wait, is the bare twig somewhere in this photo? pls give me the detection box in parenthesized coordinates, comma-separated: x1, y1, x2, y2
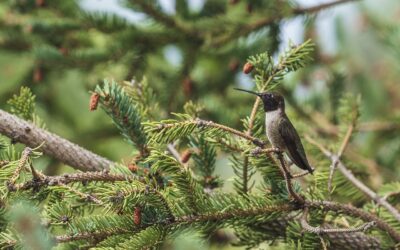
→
(61, 184, 103, 205)
(56, 230, 129, 243)
(337, 124, 355, 157)
(276, 152, 305, 204)
(307, 200, 400, 242)
(300, 207, 376, 234)
(8, 147, 33, 187)
(327, 122, 355, 193)
(243, 216, 381, 248)
(291, 171, 311, 179)
(0, 109, 112, 171)
(307, 136, 400, 224)
(358, 121, 400, 132)
(13, 170, 136, 191)
(346, 146, 382, 187)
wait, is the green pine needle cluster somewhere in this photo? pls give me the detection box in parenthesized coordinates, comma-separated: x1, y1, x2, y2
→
(7, 86, 36, 121)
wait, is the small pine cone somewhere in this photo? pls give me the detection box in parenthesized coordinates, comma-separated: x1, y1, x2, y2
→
(128, 163, 138, 172)
(182, 76, 194, 97)
(134, 207, 141, 225)
(246, 4, 253, 13)
(89, 93, 100, 111)
(180, 150, 192, 163)
(243, 62, 254, 74)
(59, 47, 69, 56)
(24, 24, 33, 34)
(33, 66, 43, 83)
(123, 116, 129, 124)
(36, 0, 45, 7)
(229, 59, 240, 72)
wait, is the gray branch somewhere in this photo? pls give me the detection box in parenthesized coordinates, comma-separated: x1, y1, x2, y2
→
(0, 109, 112, 171)
(307, 136, 400, 224)
(336, 159, 400, 223)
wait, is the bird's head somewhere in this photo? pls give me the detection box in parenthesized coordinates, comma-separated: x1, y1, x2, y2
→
(234, 88, 285, 112)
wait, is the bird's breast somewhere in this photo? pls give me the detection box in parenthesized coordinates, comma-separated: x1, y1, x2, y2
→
(265, 110, 286, 149)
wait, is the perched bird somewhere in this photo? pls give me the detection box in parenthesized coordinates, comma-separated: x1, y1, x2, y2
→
(235, 88, 314, 174)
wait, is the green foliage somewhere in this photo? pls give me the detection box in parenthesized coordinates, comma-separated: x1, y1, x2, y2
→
(117, 225, 166, 250)
(145, 114, 226, 145)
(0, 38, 399, 250)
(337, 93, 361, 123)
(95, 80, 148, 154)
(7, 86, 35, 120)
(189, 136, 217, 176)
(147, 148, 203, 214)
(248, 39, 314, 91)
(121, 77, 160, 120)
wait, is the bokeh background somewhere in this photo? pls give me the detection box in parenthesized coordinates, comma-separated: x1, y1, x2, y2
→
(0, 0, 399, 184)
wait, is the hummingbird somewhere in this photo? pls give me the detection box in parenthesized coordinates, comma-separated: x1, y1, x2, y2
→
(235, 88, 314, 174)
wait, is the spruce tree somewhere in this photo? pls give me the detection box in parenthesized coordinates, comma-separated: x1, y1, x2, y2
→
(0, 0, 399, 249)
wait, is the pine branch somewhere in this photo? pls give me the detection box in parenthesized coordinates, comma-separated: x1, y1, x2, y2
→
(147, 117, 265, 147)
(307, 201, 400, 242)
(95, 81, 148, 156)
(358, 121, 400, 132)
(208, 0, 360, 47)
(129, 0, 196, 38)
(254, 217, 381, 249)
(53, 198, 393, 246)
(56, 202, 293, 243)
(328, 122, 356, 194)
(7, 147, 32, 188)
(56, 230, 129, 243)
(0, 109, 112, 171)
(300, 207, 376, 234)
(13, 170, 136, 192)
(276, 152, 305, 204)
(307, 136, 400, 224)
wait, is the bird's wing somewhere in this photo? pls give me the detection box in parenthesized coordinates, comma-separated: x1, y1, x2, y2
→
(278, 116, 313, 173)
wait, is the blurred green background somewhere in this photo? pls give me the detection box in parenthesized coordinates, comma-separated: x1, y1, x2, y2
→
(0, 0, 399, 182)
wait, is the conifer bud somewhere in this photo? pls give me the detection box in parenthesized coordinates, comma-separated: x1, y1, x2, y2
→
(180, 150, 192, 163)
(182, 76, 193, 97)
(246, 4, 253, 13)
(89, 93, 100, 111)
(36, 0, 45, 7)
(243, 62, 254, 74)
(33, 66, 43, 83)
(128, 163, 138, 172)
(59, 47, 69, 56)
(229, 59, 240, 72)
(134, 207, 141, 225)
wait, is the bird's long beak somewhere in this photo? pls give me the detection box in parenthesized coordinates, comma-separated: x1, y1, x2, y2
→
(234, 88, 261, 96)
